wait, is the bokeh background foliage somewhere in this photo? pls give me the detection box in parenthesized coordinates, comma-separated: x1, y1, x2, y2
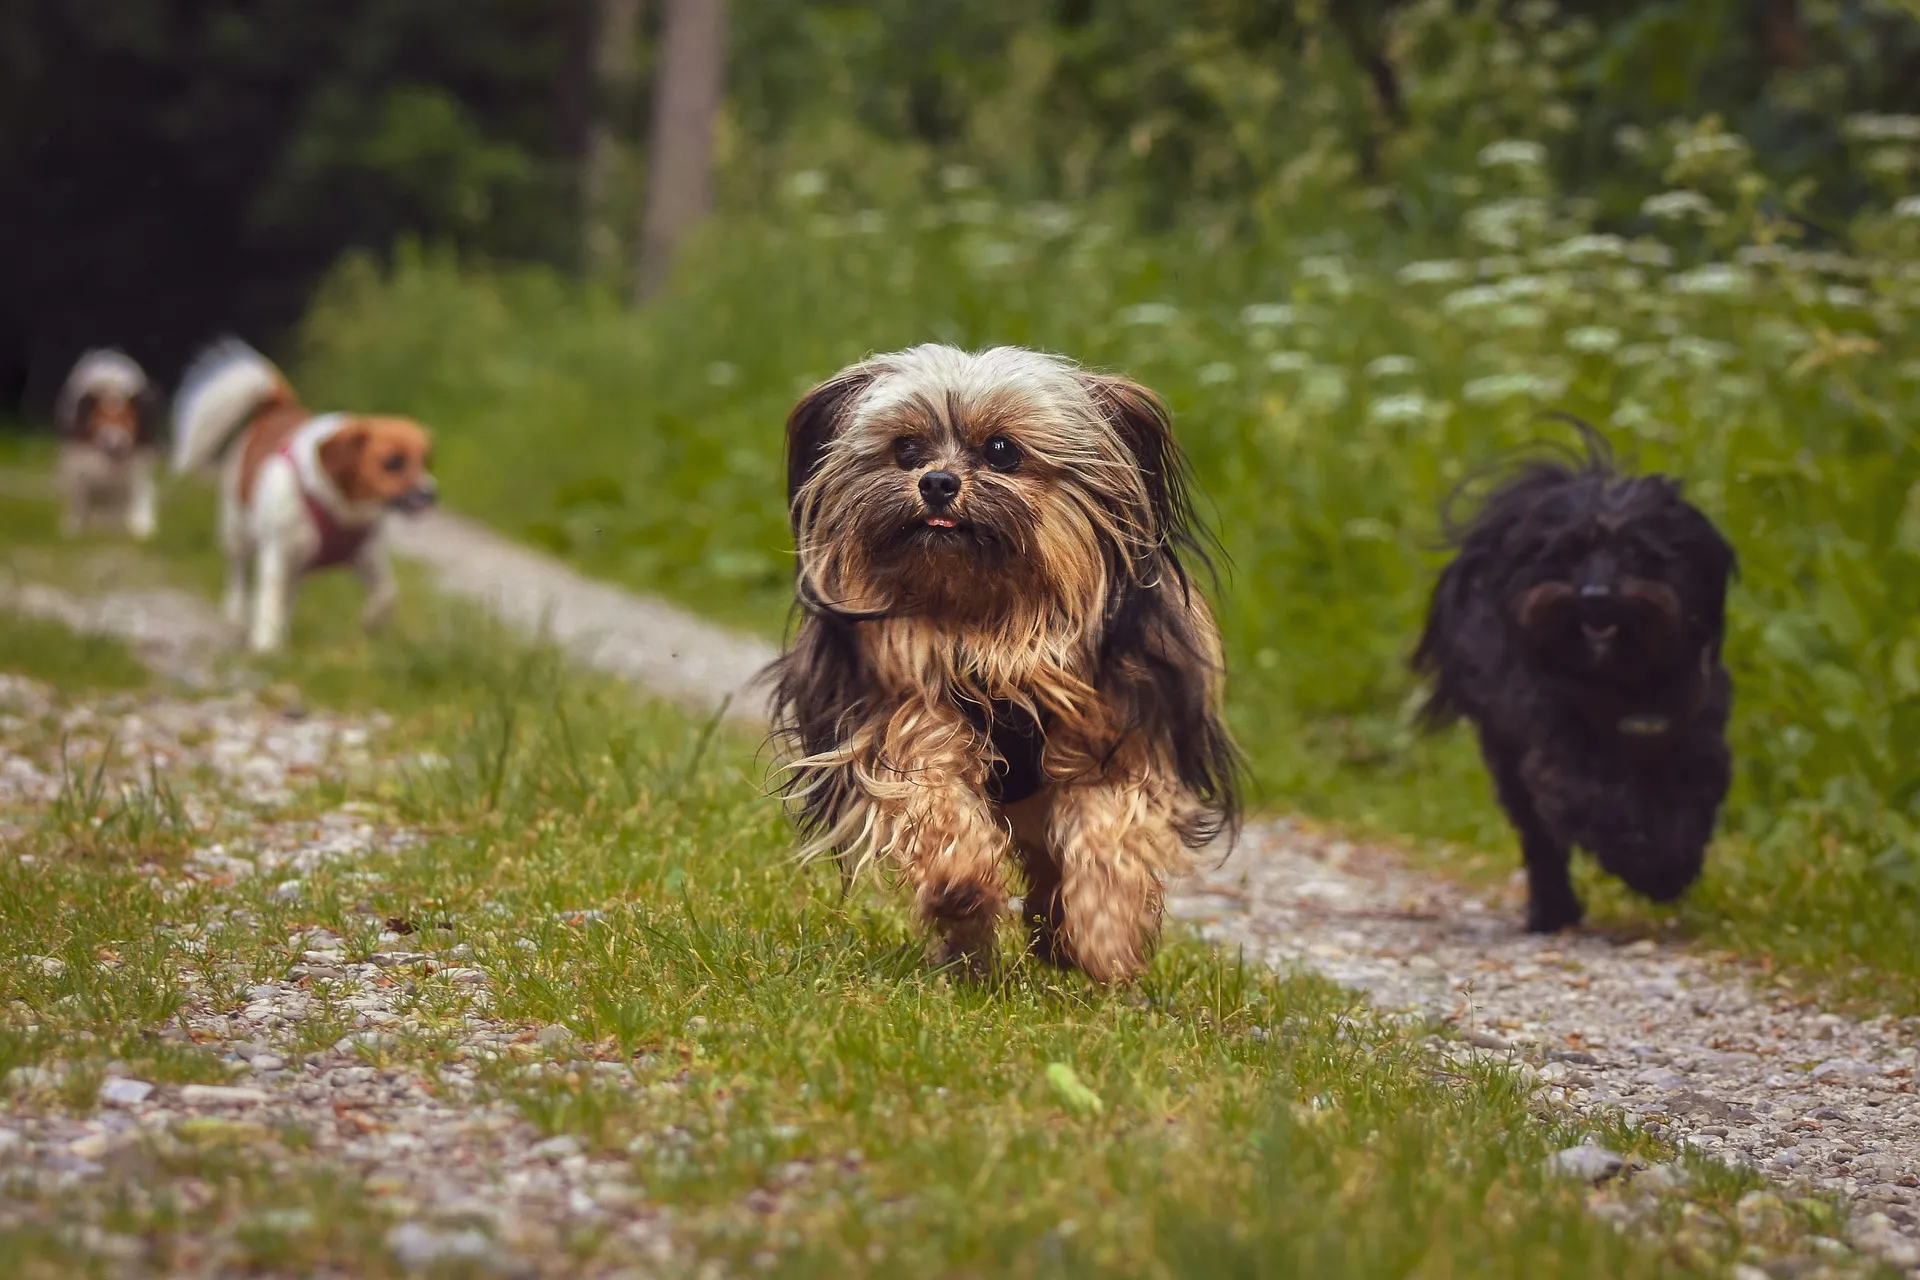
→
(10, 0, 1920, 975)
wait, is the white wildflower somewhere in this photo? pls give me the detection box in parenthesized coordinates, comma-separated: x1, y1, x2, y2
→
(1825, 285, 1870, 309)
(1541, 234, 1627, 265)
(1020, 203, 1077, 238)
(1119, 303, 1180, 326)
(1897, 359, 1920, 382)
(1641, 190, 1715, 220)
(1240, 303, 1298, 327)
(1494, 303, 1550, 329)
(1477, 254, 1526, 277)
(1198, 362, 1237, 386)
(1465, 197, 1551, 250)
(1365, 355, 1419, 379)
(1673, 133, 1750, 164)
(1669, 264, 1753, 296)
(1366, 393, 1437, 425)
(1301, 368, 1349, 411)
(1612, 343, 1665, 368)
(1442, 284, 1504, 314)
(1614, 125, 1650, 155)
(1611, 400, 1653, 429)
(850, 210, 887, 235)
(940, 164, 982, 191)
(1265, 351, 1315, 374)
(1668, 335, 1736, 368)
(1566, 326, 1622, 354)
(1843, 113, 1920, 143)
(1398, 259, 1472, 285)
(1478, 139, 1548, 169)
(1896, 196, 1920, 221)
(970, 242, 1020, 270)
(787, 170, 828, 199)
(1461, 372, 1565, 404)
(1626, 242, 1675, 268)
(706, 362, 738, 388)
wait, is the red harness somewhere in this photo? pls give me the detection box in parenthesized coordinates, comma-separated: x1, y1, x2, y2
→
(277, 444, 373, 570)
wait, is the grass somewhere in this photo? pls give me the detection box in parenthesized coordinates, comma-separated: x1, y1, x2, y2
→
(290, 115, 1920, 1008)
(0, 509, 1861, 1276)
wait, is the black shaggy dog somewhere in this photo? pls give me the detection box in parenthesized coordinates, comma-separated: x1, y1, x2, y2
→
(1413, 422, 1737, 932)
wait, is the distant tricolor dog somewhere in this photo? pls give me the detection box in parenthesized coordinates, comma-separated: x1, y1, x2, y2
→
(56, 349, 161, 540)
(172, 339, 436, 653)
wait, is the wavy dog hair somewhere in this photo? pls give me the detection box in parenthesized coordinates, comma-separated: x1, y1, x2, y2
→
(770, 344, 1238, 982)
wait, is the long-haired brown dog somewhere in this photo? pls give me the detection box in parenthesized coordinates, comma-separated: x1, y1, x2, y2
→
(770, 345, 1238, 982)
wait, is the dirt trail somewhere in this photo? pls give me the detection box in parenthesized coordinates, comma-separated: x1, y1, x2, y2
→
(6, 508, 1917, 1273)
(384, 510, 1920, 1274)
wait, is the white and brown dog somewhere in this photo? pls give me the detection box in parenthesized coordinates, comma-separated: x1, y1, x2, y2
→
(55, 349, 161, 540)
(172, 339, 436, 653)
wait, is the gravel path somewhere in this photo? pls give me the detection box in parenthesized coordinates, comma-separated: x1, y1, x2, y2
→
(0, 672, 676, 1275)
(6, 512, 1918, 1273)
(387, 510, 774, 721)
(387, 518, 1920, 1275)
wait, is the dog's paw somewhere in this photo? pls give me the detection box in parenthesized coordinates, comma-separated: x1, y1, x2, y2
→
(1524, 898, 1585, 934)
(924, 933, 995, 981)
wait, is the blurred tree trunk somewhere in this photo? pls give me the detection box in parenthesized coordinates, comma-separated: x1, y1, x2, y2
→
(581, 0, 644, 281)
(633, 0, 726, 304)
(1763, 0, 1807, 68)
(1326, 1, 1405, 181)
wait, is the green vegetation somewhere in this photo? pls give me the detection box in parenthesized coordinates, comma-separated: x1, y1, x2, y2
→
(299, 87, 1920, 1003)
(0, 576, 1838, 1276)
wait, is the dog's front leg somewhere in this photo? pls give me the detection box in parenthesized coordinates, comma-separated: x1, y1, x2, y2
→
(866, 705, 1007, 976)
(354, 541, 398, 633)
(1046, 759, 1191, 983)
(126, 458, 156, 541)
(248, 541, 291, 653)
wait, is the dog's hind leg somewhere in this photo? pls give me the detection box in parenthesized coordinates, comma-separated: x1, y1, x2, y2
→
(354, 541, 398, 633)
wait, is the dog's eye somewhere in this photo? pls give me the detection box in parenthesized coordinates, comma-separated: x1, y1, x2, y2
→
(981, 435, 1021, 472)
(892, 437, 927, 470)
(382, 453, 408, 474)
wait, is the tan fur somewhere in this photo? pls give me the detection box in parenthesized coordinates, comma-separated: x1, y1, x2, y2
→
(774, 345, 1238, 983)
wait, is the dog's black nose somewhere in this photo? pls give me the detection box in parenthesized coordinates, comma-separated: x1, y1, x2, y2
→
(919, 470, 961, 508)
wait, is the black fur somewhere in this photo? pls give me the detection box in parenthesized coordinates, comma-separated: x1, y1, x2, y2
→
(1412, 423, 1737, 932)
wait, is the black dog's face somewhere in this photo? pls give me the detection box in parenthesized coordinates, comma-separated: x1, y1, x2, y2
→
(1500, 475, 1730, 689)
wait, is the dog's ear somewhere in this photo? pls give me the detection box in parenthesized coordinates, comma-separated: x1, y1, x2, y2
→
(1080, 373, 1197, 545)
(65, 392, 97, 439)
(786, 367, 875, 516)
(317, 419, 372, 493)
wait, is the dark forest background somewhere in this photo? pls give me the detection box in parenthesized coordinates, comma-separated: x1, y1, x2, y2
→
(4, 0, 1919, 411)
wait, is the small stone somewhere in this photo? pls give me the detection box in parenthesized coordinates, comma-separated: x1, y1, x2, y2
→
(439, 968, 487, 984)
(535, 1024, 578, 1050)
(25, 955, 66, 977)
(1730, 1266, 1770, 1280)
(530, 1134, 582, 1161)
(1548, 1049, 1598, 1065)
(1636, 1067, 1689, 1091)
(98, 1077, 154, 1107)
(1464, 1030, 1512, 1051)
(1619, 939, 1657, 956)
(385, 1222, 493, 1270)
(179, 1084, 271, 1107)
(1811, 1058, 1881, 1084)
(1735, 1190, 1789, 1235)
(272, 879, 303, 902)
(68, 1132, 112, 1159)
(1545, 1144, 1624, 1183)
(248, 1055, 286, 1073)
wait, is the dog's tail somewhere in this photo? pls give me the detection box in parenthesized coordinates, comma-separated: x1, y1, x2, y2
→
(56, 349, 149, 436)
(171, 339, 292, 475)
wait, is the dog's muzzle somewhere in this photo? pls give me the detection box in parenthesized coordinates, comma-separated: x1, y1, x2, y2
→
(389, 479, 438, 514)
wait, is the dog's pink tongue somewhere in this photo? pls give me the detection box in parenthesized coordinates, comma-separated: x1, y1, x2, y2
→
(926, 516, 957, 528)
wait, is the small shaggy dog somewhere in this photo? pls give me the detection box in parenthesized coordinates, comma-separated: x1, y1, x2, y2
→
(172, 339, 436, 653)
(55, 349, 162, 540)
(1412, 424, 1737, 932)
(771, 345, 1238, 981)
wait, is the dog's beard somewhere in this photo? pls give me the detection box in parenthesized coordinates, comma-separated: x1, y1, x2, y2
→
(1513, 570, 1688, 688)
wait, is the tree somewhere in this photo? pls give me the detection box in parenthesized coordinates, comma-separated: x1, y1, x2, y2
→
(634, 0, 727, 303)
(581, 0, 645, 281)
